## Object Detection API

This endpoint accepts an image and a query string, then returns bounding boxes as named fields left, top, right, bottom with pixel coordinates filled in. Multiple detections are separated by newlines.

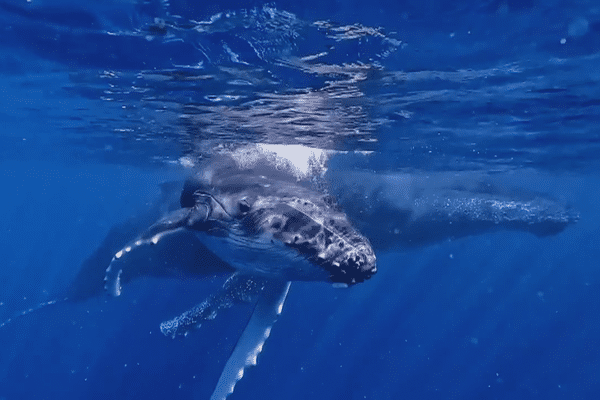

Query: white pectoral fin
left=210, top=280, right=292, bottom=400
left=104, top=208, right=195, bottom=296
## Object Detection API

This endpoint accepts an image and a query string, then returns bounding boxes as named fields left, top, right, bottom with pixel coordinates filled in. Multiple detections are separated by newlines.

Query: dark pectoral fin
left=210, top=280, right=291, bottom=400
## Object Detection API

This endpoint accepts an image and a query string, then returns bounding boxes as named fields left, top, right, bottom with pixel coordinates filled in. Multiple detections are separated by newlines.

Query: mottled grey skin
left=177, top=155, right=377, bottom=285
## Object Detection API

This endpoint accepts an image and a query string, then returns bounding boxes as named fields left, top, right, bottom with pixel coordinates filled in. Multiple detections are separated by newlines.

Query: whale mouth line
left=193, top=215, right=376, bottom=284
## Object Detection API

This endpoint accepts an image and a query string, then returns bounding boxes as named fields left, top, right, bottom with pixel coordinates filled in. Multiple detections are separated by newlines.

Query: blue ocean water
left=0, top=1, right=599, bottom=399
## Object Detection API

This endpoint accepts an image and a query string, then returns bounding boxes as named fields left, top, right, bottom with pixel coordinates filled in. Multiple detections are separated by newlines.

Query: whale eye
left=239, top=199, right=251, bottom=214
left=271, top=220, right=282, bottom=230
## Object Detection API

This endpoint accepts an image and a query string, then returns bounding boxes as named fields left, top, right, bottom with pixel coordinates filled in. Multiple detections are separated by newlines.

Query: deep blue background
left=1, top=1, right=599, bottom=399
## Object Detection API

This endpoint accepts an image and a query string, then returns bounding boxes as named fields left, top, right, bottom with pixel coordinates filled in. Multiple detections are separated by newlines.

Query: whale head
left=242, top=195, right=377, bottom=286
left=180, top=155, right=377, bottom=286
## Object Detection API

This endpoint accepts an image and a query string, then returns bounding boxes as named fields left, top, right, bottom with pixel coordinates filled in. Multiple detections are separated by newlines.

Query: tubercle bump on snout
left=279, top=216, right=377, bottom=286
left=326, top=247, right=377, bottom=286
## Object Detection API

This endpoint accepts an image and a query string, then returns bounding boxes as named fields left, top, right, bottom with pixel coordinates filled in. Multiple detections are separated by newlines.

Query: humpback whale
left=103, top=145, right=377, bottom=399
left=1, top=144, right=579, bottom=399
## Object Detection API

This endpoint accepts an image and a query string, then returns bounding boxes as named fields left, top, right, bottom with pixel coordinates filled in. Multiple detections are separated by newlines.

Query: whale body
left=3, top=145, right=579, bottom=399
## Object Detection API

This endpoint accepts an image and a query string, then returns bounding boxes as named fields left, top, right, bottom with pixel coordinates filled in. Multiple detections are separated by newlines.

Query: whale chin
left=283, top=238, right=376, bottom=286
